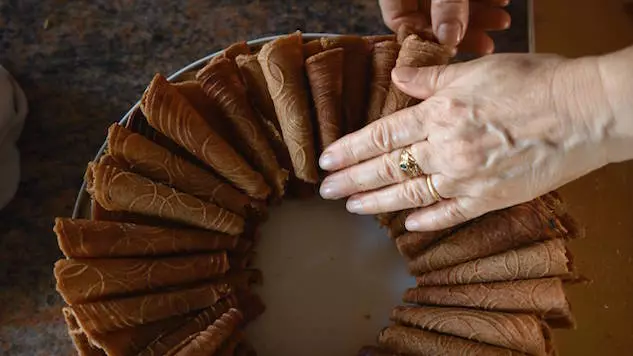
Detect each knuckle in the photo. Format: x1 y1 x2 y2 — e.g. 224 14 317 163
370 124 394 153
341 138 361 164
401 179 430 207
378 153 403 183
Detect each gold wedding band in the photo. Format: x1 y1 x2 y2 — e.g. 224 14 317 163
426 174 443 202
399 148 423 178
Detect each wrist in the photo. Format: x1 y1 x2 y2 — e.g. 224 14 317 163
596 46 633 163
551 55 615 166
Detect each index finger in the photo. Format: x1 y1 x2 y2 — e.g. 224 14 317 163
319 103 429 171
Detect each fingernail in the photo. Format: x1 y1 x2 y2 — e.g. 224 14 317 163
392 67 418 83
405 218 421 231
319 152 337 170
437 22 463 47
319 180 341 199
346 198 363 213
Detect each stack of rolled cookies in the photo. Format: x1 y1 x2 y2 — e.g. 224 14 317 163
51 31 584 355
360 192 583 356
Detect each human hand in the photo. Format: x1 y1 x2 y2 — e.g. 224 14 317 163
318 53 614 231
379 0 511 55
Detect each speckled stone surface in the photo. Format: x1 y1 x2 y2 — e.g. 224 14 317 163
0 1 528 354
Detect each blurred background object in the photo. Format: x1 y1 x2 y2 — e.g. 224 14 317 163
0 66 27 210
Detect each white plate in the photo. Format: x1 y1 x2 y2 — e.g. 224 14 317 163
72 34 414 356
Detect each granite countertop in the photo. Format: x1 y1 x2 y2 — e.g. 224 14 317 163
0 1 528 354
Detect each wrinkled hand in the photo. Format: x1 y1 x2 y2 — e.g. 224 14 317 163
379 0 511 55
319 53 613 231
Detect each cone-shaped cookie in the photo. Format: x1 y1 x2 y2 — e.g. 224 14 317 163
173 81 233 140
210 41 250 64
363 34 397 46
395 230 447 259
165 308 243 356
70 282 231 335
378 325 525 356
125 107 201 165
140 73 270 199
257 31 319 183
55 253 229 304
303 39 324 58
87 313 192 356
305 48 345 150
403 277 574 326
381 34 451 117
375 212 398 227
235 54 280 132
387 209 415 238
235 54 292 181
91 199 164 226
55 218 239 258
62 307 106 356
86 162 245 235
107 124 253 216
415 239 574 285
407 195 576 274
139 295 239 356
197 58 289 198
321 35 371 133
367 41 400 124
392 306 554 355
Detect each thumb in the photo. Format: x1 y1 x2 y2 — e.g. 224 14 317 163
391 63 462 99
431 0 469 47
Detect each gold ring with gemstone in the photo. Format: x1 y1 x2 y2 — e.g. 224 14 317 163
426 174 443 202
399 148 423 178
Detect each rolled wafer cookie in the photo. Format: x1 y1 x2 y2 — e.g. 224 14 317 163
378 325 526 356
86 312 194 356
305 47 345 151
210 41 250 64
381 34 451 118
258 31 319 183
62 307 106 356
70 282 231 335
367 40 400 124
139 295 239 356
391 306 554 355
415 239 574 285
235 53 293 180
407 195 577 274
107 124 253 216
403 277 574 327
86 161 245 235
141 73 270 199
55 252 229 304
197 58 288 198
54 218 239 258
320 35 371 133
166 308 243 356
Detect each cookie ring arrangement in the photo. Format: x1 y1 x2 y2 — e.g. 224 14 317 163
53 31 584 356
